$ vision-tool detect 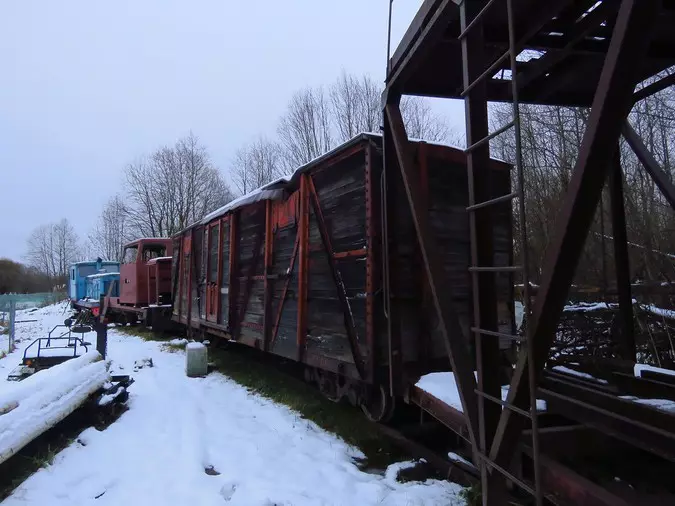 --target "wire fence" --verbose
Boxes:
[0,292,67,355]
